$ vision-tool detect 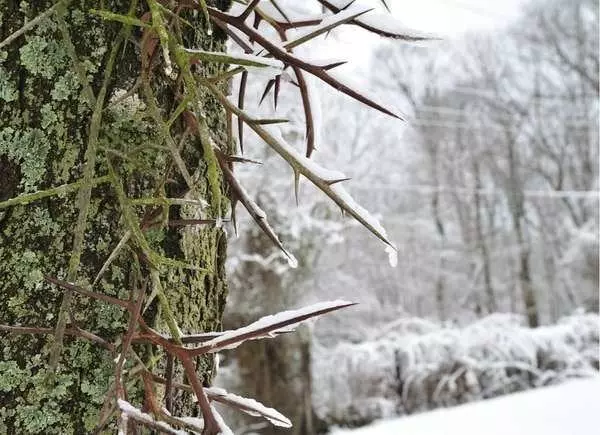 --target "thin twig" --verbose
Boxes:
[0,324,115,352]
[0,2,63,49]
[114,270,146,398]
[0,176,110,210]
